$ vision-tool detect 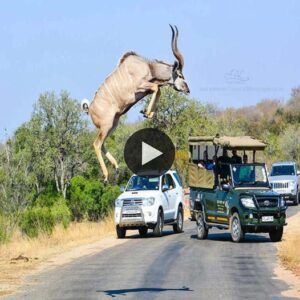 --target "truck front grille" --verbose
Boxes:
[256,197,278,208]
[122,213,142,218]
[271,182,288,189]
[122,199,143,207]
